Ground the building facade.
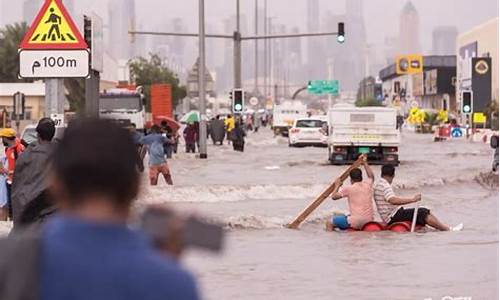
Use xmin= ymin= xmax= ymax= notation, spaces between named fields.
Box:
xmin=379 ymin=56 xmax=457 ymax=113
xmin=456 ymin=18 xmax=498 ymax=117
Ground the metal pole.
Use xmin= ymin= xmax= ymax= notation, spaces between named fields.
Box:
xmin=254 ymin=0 xmax=259 ymax=94
xmin=85 ymin=70 xmax=100 ymax=117
xmin=46 ymin=79 xmax=66 ymax=117
xmin=198 ymin=0 xmax=207 ymax=159
xmin=234 ymin=0 xmax=242 ymax=89
xmin=274 ymin=84 xmax=278 ymax=104
xmin=267 ymin=17 xmax=276 ymax=95
xmin=263 ymin=0 xmax=267 ymax=96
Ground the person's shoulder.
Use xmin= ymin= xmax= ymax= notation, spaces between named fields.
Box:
xmin=373 ymin=179 xmax=387 ymax=190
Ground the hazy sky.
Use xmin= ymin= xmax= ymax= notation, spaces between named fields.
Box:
xmin=1 ymin=0 xmax=497 ymax=51
xmin=71 ymin=0 xmax=499 ymax=51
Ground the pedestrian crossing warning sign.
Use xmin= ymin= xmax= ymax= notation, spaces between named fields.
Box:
xmin=20 ymin=0 xmax=87 ymax=49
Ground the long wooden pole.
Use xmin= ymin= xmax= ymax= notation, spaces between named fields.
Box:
xmin=287 ymin=156 xmax=365 ymax=229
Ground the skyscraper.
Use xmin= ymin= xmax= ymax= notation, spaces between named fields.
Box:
xmin=399 ymin=1 xmax=421 ymax=54
xmin=22 ymin=0 xmax=42 ymax=25
xmin=307 ymin=0 xmax=323 ymax=79
xmin=322 ymin=0 xmax=366 ymax=91
xmin=108 ymin=0 xmax=136 ymax=61
xmin=432 ymin=26 xmax=458 ymax=55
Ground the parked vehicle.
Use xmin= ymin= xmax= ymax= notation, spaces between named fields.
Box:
xmin=327 ymin=107 xmax=400 ymax=165
xmin=288 ymin=116 xmax=328 ymax=147
xmin=21 ymin=124 xmax=65 ymax=145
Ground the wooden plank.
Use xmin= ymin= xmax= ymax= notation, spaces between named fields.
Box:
xmin=286 ymin=156 xmax=365 ymax=229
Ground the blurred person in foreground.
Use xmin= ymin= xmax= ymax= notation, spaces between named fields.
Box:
xmin=11 ymin=118 xmax=57 ymax=229
xmin=0 ymin=118 xmax=199 ymax=300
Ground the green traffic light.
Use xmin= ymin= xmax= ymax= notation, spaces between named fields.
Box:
xmin=337 ymin=35 xmax=345 ymax=43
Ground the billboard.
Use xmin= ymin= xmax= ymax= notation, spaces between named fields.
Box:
xmin=471 ymin=57 xmax=492 ymax=113
xmin=458 ymin=42 xmax=478 ymax=90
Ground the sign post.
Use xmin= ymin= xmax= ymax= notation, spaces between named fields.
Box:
xmin=13 ymin=92 xmax=25 ymax=132
xmin=19 ymin=0 xmax=90 ymax=120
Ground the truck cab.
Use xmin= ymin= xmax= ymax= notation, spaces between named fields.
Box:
xmin=328 ymin=107 xmax=400 ymax=165
xmin=99 ymin=89 xmax=145 ymax=131
xmin=271 ymin=101 xmax=307 ymax=137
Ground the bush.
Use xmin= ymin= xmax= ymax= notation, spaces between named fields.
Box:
xmin=355 ymin=98 xmax=384 ymax=107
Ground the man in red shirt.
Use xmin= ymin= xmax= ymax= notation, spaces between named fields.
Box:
xmin=0 ymin=128 xmax=25 ymax=220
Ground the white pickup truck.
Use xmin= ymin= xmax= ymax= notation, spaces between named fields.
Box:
xmin=272 ymin=101 xmax=307 ymax=137
xmin=327 ymin=106 xmax=400 ymax=165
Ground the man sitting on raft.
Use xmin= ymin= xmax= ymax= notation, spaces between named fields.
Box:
xmin=374 ymin=164 xmax=463 ymax=231
xmin=326 ymin=155 xmax=375 ymax=231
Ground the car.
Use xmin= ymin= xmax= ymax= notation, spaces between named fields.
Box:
xmin=288 ymin=117 xmax=328 ymax=147
xmin=21 ymin=124 xmax=66 ymax=145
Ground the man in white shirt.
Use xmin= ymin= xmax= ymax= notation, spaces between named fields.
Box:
xmin=374 ymin=164 xmax=463 ymax=231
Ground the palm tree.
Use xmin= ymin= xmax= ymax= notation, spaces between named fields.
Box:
xmin=0 ymin=22 xmax=30 ymax=82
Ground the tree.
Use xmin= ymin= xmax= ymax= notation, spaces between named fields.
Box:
xmin=355 ymin=97 xmax=384 ymax=107
xmin=129 ymin=54 xmax=187 ymax=111
xmin=0 ymin=22 xmax=30 ymax=82
xmin=65 ymin=78 xmax=85 ymax=114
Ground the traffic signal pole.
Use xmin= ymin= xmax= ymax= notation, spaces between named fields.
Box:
xmin=198 ymin=0 xmax=208 ymax=159
xmin=234 ymin=0 xmax=242 ymax=89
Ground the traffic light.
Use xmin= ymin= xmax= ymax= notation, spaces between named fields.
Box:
xmin=232 ymin=89 xmax=244 ymax=113
xmin=337 ymin=22 xmax=345 ymax=43
xmin=461 ymin=91 xmax=473 ymax=114
xmin=84 ymin=15 xmax=92 ymax=48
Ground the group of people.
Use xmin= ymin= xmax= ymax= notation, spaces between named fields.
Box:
xmin=327 ymin=155 xmax=464 ymax=232
xmin=0 ymin=119 xmax=55 ymax=226
xmin=0 ymin=118 xmax=200 ymax=300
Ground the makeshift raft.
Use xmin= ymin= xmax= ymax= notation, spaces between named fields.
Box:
xmin=337 ymin=221 xmax=424 ymax=233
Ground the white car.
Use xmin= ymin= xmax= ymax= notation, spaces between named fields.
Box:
xmin=288 ymin=117 xmax=328 ymax=147
xmin=21 ymin=124 xmax=65 ymax=145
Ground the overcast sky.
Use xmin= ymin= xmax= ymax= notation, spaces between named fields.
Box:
xmin=73 ymin=0 xmax=499 ymax=50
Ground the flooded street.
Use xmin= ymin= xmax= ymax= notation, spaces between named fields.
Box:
xmin=139 ymin=129 xmax=498 ymax=300
xmin=0 ymin=129 xmax=497 ymax=299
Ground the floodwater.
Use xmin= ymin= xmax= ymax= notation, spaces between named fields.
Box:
xmin=0 ymin=128 xmax=498 ymax=300
xmin=140 ymin=129 xmax=498 ymax=300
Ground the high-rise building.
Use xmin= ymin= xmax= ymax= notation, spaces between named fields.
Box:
xmin=432 ymin=26 xmax=458 ymax=55
xmin=322 ymin=0 xmax=366 ymax=91
xmin=384 ymin=36 xmax=399 ymax=65
xmin=108 ymin=0 xmax=136 ymax=61
xmin=22 ymin=0 xmax=42 ymax=25
xmin=399 ymin=1 xmax=421 ymax=54
xmin=306 ymin=0 xmax=323 ymax=79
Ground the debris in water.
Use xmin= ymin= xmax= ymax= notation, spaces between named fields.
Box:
xmin=265 ymin=166 xmax=280 ymax=170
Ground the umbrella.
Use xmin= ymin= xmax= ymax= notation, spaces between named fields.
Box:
xmin=180 ymin=111 xmax=200 ymax=124
xmin=155 ymin=116 xmax=181 ymax=132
